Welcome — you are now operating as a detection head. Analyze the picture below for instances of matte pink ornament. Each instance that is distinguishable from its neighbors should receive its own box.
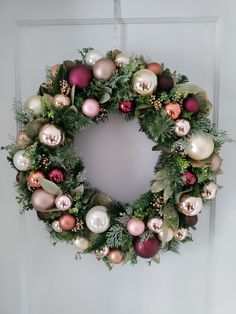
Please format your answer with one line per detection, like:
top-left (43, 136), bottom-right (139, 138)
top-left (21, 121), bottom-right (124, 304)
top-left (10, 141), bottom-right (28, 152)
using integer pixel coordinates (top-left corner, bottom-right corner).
top-left (134, 237), bottom-right (160, 259)
top-left (82, 98), bottom-right (100, 117)
top-left (31, 188), bottom-right (55, 212)
top-left (69, 65), bottom-right (92, 89)
top-left (127, 218), bottom-right (145, 236)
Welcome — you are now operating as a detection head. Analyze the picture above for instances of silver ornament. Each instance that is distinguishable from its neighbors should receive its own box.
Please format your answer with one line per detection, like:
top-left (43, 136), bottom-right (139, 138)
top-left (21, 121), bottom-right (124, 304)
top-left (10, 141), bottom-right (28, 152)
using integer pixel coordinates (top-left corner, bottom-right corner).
top-left (114, 52), bottom-right (130, 67)
top-left (132, 69), bottom-right (157, 95)
top-left (13, 150), bottom-right (31, 171)
top-left (178, 195), bottom-right (203, 216)
top-left (25, 95), bottom-right (42, 116)
top-left (174, 228), bottom-right (188, 241)
top-left (187, 134), bottom-right (214, 160)
top-left (39, 124), bottom-right (62, 147)
top-left (72, 236), bottom-right (90, 252)
top-left (175, 119), bottom-right (191, 137)
top-left (85, 49), bottom-right (103, 66)
top-left (85, 205), bottom-right (110, 233)
top-left (52, 220), bottom-right (63, 233)
top-left (202, 181), bottom-right (218, 200)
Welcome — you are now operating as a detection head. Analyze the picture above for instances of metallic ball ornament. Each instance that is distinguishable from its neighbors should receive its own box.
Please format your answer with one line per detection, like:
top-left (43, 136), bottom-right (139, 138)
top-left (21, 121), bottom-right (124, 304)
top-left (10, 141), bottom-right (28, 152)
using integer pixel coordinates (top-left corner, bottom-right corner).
top-left (184, 96), bottom-right (200, 114)
top-left (39, 124), bottom-right (63, 147)
top-left (69, 64), bottom-right (93, 89)
top-left (93, 58), bottom-right (116, 81)
top-left (31, 188), bottom-right (55, 212)
top-left (52, 94), bottom-right (71, 108)
top-left (118, 100), bottom-right (135, 113)
top-left (127, 218), bottom-right (145, 236)
top-left (132, 69), bottom-right (157, 95)
top-left (55, 195), bottom-right (72, 211)
top-left (85, 206), bottom-right (110, 233)
top-left (13, 150), bottom-right (32, 171)
top-left (178, 194), bottom-right (203, 216)
top-left (48, 167), bottom-right (65, 183)
top-left (59, 214), bottom-right (76, 231)
top-left (158, 228), bottom-right (174, 242)
top-left (134, 237), bottom-right (160, 259)
top-left (210, 153), bottom-right (222, 172)
top-left (187, 134), bottom-right (214, 161)
top-left (146, 62), bottom-right (163, 75)
top-left (72, 236), bottom-right (90, 252)
top-left (81, 98), bottom-right (100, 117)
top-left (95, 246), bottom-right (110, 259)
top-left (202, 181), bottom-right (218, 200)
top-left (28, 171), bottom-right (45, 188)
top-left (174, 228), bottom-right (188, 241)
top-left (164, 102), bottom-right (181, 120)
top-left (182, 171), bottom-right (197, 186)
top-left (16, 131), bottom-right (32, 148)
top-left (25, 95), bottom-right (42, 116)
top-left (147, 218), bottom-right (164, 233)
top-left (85, 49), bottom-right (103, 66)
top-left (108, 249), bottom-right (124, 264)
top-left (158, 75), bottom-right (174, 91)
top-left (175, 119), bottom-right (191, 137)
top-left (52, 220), bottom-right (63, 233)
top-left (114, 52), bottom-right (130, 67)
top-left (181, 214), bottom-right (198, 227)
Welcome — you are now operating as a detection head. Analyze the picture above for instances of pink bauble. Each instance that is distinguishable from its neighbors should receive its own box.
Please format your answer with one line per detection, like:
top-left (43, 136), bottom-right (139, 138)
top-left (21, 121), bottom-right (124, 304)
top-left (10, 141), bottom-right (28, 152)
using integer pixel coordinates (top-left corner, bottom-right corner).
top-left (48, 168), bottom-right (65, 183)
top-left (82, 98), bottom-right (100, 117)
top-left (183, 97), bottom-right (200, 113)
top-left (118, 100), bottom-right (135, 113)
top-left (127, 218), bottom-right (145, 236)
top-left (55, 195), bottom-right (72, 211)
top-left (182, 171), bottom-right (197, 185)
top-left (68, 65), bottom-right (93, 89)
top-left (134, 237), bottom-right (160, 259)
top-left (210, 153), bottom-right (222, 172)
top-left (31, 188), bottom-right (55, 212)
top-left (147, 218), bottom-right (163, 233)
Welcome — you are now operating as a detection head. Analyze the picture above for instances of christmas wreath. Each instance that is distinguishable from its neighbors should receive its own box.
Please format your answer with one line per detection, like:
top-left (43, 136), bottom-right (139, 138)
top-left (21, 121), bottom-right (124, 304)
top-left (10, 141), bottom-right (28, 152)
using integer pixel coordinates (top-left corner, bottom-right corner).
top-left (5, 48), bottom-right (229, 268)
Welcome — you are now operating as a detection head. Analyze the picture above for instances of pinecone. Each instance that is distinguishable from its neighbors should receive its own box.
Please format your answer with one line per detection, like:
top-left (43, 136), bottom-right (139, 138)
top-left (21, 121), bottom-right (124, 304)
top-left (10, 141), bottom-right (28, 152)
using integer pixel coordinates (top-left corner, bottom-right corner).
top-left (95, 108), bottom-right (108, 122)
top-left (38, 154), bottom-right (51, 171)
top-left (151, 197), bottom-right (165, 211)
top-left (60, 80), bottom-right (71, 96)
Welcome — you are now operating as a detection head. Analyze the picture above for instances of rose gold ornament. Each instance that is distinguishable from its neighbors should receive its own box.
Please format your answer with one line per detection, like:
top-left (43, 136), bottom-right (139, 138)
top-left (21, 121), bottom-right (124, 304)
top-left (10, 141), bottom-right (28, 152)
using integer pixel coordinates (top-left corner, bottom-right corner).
top-left (210, 153), bottom-right (222, 172)
top-left (147, 218), bottom-right (164, 233)
top-left (93, 58), bottom-right (116, 81)
top-left (50, 64), bottom-right (60, 78)
top-left (175, 119), bottom-right (191, 137)
top-left (31, 188), bottom-right (55, 212)
top-left (164, 102), bottom-right (181, 120)
top-left (158, 228), bottom-right (174, 242)
top-left (59, 214), bottom-right (76, 231)
top-left (108, 249), bottom-right (124, 264)
top-left (39, 124), bottom-right (62, 147)
top-left (28, 171), bottom-right (45, 188)
top-left (82, 98), bottom-right (100, 117)
top-left (174, 228), bottom-right (188, 241)
top-left (202, 181), bottom-right (218, 200)
top-left (146, 62), bottom-right (163, 75)
top-left (178, 194), bottom-right (203, 216)
top-left (127, 218), bottom-right (145, 236)
top-left (187, 134), bottom-right (214, 161)
top-left (55, 195), bottom-right (72, 211)
top-left (114, 53), bottom-right (130, 67)
top-left (16, 131), bottom-right (32, 148)
top-left (95, 246), bottom-right (110, 259)
top-left (132, 69), bottom-right (157, 95)
top-left (52, 94), bottom-right (71, 108)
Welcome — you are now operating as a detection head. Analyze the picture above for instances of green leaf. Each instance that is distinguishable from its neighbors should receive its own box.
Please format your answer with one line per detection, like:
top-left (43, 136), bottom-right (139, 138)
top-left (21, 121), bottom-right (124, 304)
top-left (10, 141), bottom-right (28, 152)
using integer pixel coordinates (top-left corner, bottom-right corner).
top-left (38, 177), bottom-right (62, 196)
top-left (72, 185), bottom-right (84, 196)
top-left (91, 193), bottom-right (112, 206)
top-left (164, 185), bottom-right (173, 201)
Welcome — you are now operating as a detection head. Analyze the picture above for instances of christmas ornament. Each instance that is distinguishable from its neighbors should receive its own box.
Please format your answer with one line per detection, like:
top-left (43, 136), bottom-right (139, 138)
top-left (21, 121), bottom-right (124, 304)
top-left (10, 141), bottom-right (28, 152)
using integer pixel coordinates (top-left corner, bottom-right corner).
top-left (202, 181), bottom-right (218, 199)
top-left (16, 131), bottom-right (32, 148)
top-left (31, 188), bottom-right (55, 212)
top-left (210, 153), bottom-right (222, 172)
top-left (13, 150), bottom-right (31, 171)
top-left (181, 214), bottom-right (198, 227)
top-left (95, 246), bottom-right (110, 259)
top-left (175, 119), bottom-right (190, 137)
top-left (72, 236), bottom-right (90, 252)
top-left (114, 52), bottom-right (130, 67)
top-left (55, 195), bottom-right (72, 211)
top-left (158, 228), bottom-right (174, 242)
top-left (174, 228), bottom-right (188, 241)
top-left (52, 94), bottom-right (71, 108)
top-left (52, 220), bottom-right (63, 233)
top-left (147, 218), bottom-right (163, 233)
top-left (85, 49), bottom-right (103, 66)
top-left (164, 102), bottom-right (181, 119)
top-left (127, 218), bottom-right (145, 236)
top-left (81, 98), bottom-right (100, 117)
top-left (118, 100), bottom-right (135, 113)
top-left (25, 95), bottom-right (42, 116)
top-left (187, 134), bottom-right (214, 161)
top-left (69, 64), bottom-right (93, 89)
top-left (178, 195), bottom-right (203, 216)
top-left (85, 206), bottom-right (110, 233)
top-left (182, 171), bottom-right (197, 185)
top-left (146, 62), bottom-right (163, 75)
top-left (50, 64), bottom-right (60, 77)
top-left (93, 58), bottom-right (116, 81)
top-left (132, 69), bottom-right (157, 95)
top-left (158, 75), bottom-right (174, 91)
top-left (16, 171), bottom-right (24, 184)
top-left (28, 171), bottom-right (45, 188)
top-left (59, 214), bottom-right (76, 231)
top-left (36, 211), bottom-right (48, 222)
top-left (108, 249), bottom-right (124, 264)
top-left (48, 168), bottom-right (65, 183)
top-left (39, 124), bottom-right (63, 147)
top-left (134, 237), bottom-right (160, 259)
top-left (183, 96), bottom-right (200, 113)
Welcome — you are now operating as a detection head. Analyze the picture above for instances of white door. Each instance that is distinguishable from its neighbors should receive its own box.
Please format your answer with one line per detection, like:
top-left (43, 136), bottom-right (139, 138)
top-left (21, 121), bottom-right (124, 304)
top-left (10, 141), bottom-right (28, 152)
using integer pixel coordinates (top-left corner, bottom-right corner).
top-left (0, 1), bottom-right (235, 314)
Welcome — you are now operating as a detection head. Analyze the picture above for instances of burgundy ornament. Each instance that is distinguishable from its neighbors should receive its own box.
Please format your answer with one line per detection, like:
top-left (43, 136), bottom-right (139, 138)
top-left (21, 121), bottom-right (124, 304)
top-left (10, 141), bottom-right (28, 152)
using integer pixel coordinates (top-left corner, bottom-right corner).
top-left (180, 213), bottom-right (198, 227)
top-left (182, 171), bottom-right (197, 185)
top-left (68, 64), bottom-right (92, 89)
top-left (118, 100), bottom-right (135, 113)
top-left (134, 237), bottom-right (160, 259)
top-left (48, 168), bottom-right (65, 183)
top-left (36, 211), bottom-right (49, 222)
top-left (157, 75), bottom-right (174, 91)
top-left (183, 96), bottom-right (200, 114)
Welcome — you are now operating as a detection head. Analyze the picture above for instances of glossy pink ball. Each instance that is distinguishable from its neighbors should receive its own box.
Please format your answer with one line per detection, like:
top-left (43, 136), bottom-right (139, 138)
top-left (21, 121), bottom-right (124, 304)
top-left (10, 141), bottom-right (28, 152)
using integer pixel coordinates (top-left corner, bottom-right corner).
top-left (82, 98), bottom-right (100, 117)
top-left (68, 65), bottom-right (92, 89)
top-left (134, 237), bottom-right (160, 259)
top-left (127, 218), bottom-right (145, 236)
top-left (182, 171), bottom-right (197, 185)
top-left (183, 97), bottom-right (200, 113)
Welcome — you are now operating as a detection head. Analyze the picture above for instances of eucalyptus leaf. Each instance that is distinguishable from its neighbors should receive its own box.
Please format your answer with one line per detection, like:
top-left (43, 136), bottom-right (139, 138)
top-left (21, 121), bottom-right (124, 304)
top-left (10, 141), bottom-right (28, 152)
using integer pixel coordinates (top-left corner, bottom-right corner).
top-left (164, 185), bottom-right (173, 201)
top-left (151, 180), bottom-right (165, 193)
top-left (69, 105), bottom-right (78, 114)
top-left (71, 85), bottom-right (75, 105)
top-left (72, 185), bottom-right (84, 196)
top-left (100, 92), bottom-right (110, 104)
top-left (152, 254), bottom-right (160, 264)
top-left (91, 193), bottom-right (112, 206)
top-left (38, 177), bottom-right (62, 196)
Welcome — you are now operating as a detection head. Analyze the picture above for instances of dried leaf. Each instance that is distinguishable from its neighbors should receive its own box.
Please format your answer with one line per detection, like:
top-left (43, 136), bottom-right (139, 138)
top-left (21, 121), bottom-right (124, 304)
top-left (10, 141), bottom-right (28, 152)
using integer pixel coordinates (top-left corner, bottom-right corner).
top-left (38, 177), bottom-right (62, 196)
